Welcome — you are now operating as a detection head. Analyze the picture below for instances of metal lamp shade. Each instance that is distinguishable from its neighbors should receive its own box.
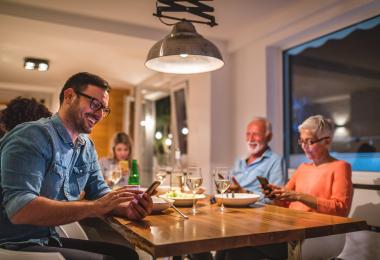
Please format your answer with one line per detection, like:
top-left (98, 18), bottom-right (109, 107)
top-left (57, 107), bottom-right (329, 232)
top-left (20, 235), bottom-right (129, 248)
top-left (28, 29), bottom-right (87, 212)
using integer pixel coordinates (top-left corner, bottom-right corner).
top-left (145, 21), bottom-right (224, 74)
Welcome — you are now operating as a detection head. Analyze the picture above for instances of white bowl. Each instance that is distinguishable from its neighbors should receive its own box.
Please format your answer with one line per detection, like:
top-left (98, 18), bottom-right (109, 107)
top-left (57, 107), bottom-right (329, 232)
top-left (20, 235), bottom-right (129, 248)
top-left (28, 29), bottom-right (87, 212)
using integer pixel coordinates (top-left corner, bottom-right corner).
top-left (151, 196), bottom-right (174, 213)
top-left (159, 193), bottom-right (206, 207)
top-left (215, 193), bottom-right (260, 207)
top-left (156, 185), bottom-right (171, 195)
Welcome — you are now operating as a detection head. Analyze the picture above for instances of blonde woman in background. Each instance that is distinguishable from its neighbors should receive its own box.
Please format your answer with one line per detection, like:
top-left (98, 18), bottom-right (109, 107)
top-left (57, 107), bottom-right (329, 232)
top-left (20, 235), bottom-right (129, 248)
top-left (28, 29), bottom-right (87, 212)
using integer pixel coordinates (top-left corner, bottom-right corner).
top-left (100, 132), bottom-right (133, 187)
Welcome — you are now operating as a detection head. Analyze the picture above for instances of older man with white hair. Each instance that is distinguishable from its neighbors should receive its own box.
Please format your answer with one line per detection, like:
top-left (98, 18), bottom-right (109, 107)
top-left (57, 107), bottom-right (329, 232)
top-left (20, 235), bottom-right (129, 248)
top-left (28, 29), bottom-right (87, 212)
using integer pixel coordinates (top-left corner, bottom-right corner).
top-left (229, 117), bottom-right (286, 202)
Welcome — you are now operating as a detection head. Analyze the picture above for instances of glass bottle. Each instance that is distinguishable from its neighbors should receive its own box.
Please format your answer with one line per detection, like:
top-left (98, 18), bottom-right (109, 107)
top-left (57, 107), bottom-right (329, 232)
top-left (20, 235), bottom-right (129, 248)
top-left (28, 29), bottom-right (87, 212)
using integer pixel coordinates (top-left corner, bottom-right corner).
top-left (171, 149), bottom-right (185, 191)
top-left (128, 159), bottom-right (140, 185)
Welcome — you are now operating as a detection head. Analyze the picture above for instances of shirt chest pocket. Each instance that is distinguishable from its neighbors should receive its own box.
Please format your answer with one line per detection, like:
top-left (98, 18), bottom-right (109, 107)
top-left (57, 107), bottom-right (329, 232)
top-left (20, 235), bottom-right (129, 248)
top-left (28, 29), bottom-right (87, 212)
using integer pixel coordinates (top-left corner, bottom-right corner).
top-left (40, 163), bottom-right (66, 198)
top-left (70, 163), bottom-right (91, 195)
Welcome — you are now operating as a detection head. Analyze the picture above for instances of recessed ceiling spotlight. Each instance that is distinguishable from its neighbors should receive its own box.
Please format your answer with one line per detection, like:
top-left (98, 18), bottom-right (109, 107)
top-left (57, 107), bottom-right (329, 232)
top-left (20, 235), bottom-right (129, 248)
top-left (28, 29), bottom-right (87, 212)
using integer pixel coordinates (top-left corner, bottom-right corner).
top-left (24, 57), bottom-right (49, 71)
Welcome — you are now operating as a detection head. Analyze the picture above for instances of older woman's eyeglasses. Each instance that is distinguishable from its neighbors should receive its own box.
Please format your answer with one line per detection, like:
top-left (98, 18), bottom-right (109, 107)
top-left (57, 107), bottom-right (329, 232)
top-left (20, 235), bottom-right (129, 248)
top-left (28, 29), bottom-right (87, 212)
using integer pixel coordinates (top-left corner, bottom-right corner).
top-left (298, 136), bottom-right (330, 146)
top-left (75, 91), bottom-right (111, 117)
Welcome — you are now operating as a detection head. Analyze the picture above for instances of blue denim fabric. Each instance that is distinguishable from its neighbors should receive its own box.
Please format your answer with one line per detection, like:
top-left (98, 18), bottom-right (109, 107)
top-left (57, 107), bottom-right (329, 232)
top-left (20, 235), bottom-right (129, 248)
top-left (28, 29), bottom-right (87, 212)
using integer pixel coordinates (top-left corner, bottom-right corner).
top-left (0, 114), bottom-right (110, 246)
top-left (233, 148), bottom-right (287, 204)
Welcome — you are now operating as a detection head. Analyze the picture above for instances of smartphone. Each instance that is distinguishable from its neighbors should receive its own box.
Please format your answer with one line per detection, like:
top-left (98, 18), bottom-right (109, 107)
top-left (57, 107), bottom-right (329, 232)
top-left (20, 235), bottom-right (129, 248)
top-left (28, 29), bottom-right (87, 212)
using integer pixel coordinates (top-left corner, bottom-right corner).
top-left (145, 181), bottom-right (161, 196)
top-left (257, 176), bottom-right (275, 199)
top-left (256, 176), bottom-right (271, 191)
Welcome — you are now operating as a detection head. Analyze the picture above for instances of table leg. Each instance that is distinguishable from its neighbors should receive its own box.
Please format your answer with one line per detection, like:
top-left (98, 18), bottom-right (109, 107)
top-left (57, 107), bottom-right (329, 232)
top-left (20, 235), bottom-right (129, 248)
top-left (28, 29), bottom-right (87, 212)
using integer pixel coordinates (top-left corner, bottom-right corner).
top-left (288, 240), bottom-right (302, 260)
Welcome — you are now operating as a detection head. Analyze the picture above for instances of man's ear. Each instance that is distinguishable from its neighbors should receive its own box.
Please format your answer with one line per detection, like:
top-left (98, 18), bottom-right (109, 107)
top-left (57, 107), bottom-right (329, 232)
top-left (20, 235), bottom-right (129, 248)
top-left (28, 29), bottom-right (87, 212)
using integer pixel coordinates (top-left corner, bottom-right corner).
top-left (266, 132), bottom-right (273, 143)
top-left (63, 88), bottom-right (75, 104)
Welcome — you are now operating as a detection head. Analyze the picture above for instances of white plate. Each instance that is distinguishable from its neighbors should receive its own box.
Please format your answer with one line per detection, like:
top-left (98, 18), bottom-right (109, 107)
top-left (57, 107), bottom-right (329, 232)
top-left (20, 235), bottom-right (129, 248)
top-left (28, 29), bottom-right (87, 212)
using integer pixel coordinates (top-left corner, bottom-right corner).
top-left (152, 196), bottom-right (174, 213)
top-left (159, 193), bottom-right (206, 207)
top-left (215, 193), bottom-right (260, 207)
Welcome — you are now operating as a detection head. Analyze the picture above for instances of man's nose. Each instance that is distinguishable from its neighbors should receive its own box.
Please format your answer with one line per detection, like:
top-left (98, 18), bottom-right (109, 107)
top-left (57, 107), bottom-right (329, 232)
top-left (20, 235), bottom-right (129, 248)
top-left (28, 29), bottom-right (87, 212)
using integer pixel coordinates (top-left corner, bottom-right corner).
top-left (247, 133), bottom-right (255, 141)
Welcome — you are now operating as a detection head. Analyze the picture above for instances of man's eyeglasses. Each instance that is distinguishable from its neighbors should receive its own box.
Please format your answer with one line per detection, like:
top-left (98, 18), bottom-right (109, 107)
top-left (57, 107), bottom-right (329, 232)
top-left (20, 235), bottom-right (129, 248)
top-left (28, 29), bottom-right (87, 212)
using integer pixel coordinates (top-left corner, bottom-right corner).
top-left (75, 91), bottom-right (111, 117)
top-left (298, 136), bottom-right (330, 146)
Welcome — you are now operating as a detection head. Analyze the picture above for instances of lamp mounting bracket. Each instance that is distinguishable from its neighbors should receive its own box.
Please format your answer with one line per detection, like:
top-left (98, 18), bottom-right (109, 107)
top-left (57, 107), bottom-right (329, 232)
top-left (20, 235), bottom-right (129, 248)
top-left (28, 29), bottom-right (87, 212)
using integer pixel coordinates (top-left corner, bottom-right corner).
top-left (153, 0), bottom-right (217, 27)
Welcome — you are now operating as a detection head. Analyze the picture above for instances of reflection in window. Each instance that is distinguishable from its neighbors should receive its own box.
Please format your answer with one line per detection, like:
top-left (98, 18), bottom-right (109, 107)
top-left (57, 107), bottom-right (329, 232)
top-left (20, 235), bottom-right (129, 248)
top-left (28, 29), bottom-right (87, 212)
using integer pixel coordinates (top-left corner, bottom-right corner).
top-left (284, 15), bottom-right (380, 171)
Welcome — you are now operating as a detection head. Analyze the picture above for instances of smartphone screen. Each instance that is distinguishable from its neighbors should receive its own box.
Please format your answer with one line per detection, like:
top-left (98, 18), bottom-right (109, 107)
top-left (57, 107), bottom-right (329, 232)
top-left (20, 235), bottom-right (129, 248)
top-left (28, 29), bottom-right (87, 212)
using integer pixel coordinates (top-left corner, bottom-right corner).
top-left (145, 181), bottom-right (161, 195)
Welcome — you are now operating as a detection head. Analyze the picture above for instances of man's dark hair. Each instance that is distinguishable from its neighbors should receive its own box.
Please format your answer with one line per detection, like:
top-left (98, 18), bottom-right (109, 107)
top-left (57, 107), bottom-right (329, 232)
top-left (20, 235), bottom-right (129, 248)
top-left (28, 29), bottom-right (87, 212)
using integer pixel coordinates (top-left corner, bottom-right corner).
top-left (1, 97), bottom-right (52, 132)
top-left (59, 72), bottom-right (111, 105)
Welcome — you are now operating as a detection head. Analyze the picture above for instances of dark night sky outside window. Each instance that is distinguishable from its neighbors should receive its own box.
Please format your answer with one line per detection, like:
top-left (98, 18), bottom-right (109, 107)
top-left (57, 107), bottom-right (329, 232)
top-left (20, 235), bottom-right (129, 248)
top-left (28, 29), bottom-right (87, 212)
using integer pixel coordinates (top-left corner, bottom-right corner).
top-left (283, 15), bottom-right (380, 172)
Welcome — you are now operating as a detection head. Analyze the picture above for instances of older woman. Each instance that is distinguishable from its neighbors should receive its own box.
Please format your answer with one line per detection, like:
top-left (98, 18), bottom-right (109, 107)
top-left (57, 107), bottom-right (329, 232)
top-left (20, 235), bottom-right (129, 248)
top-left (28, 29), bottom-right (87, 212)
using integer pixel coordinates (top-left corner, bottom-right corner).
top-left (267, 115), bottom-right (353, 217)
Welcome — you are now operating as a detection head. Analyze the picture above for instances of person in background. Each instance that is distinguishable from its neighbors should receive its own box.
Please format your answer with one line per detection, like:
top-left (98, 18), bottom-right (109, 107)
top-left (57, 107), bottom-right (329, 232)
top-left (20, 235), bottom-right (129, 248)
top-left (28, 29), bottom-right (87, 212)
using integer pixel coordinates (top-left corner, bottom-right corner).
top-left (0, 96), bottom-right (52, 138)
top-left (0, 72), bottom-right (152, 260)
top-left (268, 115), bottom-right (353, 217)
top-left (100, 132), bottom-right (133, 187)
top-left (191, 117), bottom-right (287, 260)
top-left (229, 117), bottom-right (286, 202)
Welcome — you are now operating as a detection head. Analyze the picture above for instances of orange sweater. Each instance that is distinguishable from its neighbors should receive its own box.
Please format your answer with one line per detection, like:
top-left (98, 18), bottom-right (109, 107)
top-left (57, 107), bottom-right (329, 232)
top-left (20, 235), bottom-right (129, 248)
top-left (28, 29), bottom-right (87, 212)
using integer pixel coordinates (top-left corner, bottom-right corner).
top-left (284, 160), bottom-right (353, 217)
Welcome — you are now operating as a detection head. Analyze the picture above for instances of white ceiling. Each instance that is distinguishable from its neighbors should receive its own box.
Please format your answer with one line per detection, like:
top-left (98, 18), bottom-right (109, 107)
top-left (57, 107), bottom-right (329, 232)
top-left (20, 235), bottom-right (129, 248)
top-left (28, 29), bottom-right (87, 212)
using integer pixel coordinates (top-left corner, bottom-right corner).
top-left (0, 0), bottom-right (331, 88)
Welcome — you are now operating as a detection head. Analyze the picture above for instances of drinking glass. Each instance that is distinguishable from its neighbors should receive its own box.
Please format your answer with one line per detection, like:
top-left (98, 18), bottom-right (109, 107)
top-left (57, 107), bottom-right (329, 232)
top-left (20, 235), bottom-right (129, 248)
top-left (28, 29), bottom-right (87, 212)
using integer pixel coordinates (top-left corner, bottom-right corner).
top-left (186, 166), bottom-right (203, 215)
top-left (155, 167), bottom-right (167, 184)
top-left (214, 167), bottom-right (232, 213)
top-left (105, 164), bottom-right (122, 188)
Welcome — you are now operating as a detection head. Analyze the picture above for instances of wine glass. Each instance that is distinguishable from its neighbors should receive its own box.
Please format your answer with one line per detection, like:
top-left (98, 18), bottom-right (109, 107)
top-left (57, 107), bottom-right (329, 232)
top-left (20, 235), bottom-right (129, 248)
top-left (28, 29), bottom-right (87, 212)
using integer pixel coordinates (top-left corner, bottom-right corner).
top-left (214, 167), bottom-right (232, 213)
top-left (105, 163), bottom-right (122, 189)
top-left (155, 167), bottom-right (167, 184)
top-left (186, 166), bottom-right (203, 215)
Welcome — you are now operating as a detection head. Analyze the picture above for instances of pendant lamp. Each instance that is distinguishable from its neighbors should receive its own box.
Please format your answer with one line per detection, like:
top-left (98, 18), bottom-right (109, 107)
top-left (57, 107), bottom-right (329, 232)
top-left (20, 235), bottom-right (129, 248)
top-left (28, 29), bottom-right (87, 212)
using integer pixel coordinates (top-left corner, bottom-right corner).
top-left (145, 20), bottom-right (224, 74)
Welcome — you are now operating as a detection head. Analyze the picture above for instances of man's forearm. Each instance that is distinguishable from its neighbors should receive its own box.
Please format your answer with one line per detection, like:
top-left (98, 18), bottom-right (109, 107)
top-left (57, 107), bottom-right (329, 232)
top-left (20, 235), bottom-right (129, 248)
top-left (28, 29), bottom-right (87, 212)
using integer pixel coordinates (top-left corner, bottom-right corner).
top-left (11, 196), bottom-right (96, 226)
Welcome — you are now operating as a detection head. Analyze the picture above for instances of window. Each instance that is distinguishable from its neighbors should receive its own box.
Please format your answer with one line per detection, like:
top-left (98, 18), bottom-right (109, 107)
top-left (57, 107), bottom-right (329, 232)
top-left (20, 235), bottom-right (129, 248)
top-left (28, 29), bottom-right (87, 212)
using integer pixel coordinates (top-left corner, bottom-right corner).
top-left (284, 15), bottom-right (380, 171)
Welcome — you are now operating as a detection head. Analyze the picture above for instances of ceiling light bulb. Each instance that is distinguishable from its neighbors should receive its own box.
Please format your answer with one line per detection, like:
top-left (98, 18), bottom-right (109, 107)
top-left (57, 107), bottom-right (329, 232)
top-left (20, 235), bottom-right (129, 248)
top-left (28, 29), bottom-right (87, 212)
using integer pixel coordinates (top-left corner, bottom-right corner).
top-left (180, 53), bottom-right (189, 58)
top-left (38, 63), bottom-right (49, 71)
top-left (25, 61), bottom-right (35, 70)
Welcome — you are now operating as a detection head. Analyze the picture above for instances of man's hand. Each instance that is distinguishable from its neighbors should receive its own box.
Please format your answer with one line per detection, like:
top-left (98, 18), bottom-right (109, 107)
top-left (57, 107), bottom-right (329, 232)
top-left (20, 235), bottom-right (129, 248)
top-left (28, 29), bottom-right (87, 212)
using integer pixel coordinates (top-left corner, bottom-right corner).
top-left (93, 186), bottom-right (139, 217)
top-left (227, 176), bottom-right (246, 193)
top-left (114, 192), bottom-right (153, 220)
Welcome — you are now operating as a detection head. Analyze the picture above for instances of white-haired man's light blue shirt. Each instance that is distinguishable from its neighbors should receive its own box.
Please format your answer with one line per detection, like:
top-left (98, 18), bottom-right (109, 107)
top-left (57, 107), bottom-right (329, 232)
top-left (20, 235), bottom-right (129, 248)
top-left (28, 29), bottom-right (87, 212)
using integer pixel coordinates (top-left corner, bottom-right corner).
top-left (233, 148), bottom-right (286, 204)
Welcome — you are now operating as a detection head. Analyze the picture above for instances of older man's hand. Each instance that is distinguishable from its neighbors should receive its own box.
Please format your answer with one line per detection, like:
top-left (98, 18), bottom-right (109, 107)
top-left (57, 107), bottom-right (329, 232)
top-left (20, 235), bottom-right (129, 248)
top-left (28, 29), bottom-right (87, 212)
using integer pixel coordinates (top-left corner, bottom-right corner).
top-left (227, 176), bottom-right (246, 193)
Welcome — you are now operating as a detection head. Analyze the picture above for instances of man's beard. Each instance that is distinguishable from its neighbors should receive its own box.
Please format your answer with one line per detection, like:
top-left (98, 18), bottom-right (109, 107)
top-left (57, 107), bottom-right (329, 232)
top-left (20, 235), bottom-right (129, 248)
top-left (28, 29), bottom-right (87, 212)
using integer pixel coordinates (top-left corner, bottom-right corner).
top-left (67, 102), bottom-right (92, 134)
top-left (247, 141), bottom-right (265, 156)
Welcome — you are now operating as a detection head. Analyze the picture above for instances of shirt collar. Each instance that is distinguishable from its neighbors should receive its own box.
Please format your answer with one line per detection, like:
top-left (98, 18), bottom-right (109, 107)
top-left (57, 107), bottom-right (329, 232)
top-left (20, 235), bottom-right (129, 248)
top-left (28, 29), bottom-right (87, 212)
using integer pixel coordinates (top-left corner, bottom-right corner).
top-left (51, 114), bottom-right (85, 147)
top-left (246, 147), bottom-right (272, 166)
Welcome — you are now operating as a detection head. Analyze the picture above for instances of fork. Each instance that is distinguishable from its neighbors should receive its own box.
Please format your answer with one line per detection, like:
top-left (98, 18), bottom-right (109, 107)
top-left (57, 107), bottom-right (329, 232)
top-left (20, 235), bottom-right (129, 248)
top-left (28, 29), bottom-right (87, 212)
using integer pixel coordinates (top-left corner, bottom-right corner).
top-left (161, 197), bottom-right (189, 219)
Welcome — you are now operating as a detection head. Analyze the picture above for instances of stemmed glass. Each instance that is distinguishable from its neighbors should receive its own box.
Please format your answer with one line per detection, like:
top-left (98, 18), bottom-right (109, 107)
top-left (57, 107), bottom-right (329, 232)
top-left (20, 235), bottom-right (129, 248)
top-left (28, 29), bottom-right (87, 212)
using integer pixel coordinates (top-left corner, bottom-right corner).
top-left (105, 164), bottom-right (122, 189)
top-left (155, 167), bottom-right (167, 184)
top-left (186, 166), bottom-right (203, 215)
top-left (214, 167), bottom-right (232, 213)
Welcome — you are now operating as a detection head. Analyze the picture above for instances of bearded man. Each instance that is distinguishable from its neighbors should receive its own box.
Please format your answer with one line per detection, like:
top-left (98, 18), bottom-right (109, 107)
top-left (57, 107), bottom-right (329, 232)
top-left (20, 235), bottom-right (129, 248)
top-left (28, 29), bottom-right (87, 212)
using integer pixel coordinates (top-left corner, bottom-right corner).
top-left (229, 117), bottom-right (286, 203)
top-left (0, 72), bottom-right (152, 259)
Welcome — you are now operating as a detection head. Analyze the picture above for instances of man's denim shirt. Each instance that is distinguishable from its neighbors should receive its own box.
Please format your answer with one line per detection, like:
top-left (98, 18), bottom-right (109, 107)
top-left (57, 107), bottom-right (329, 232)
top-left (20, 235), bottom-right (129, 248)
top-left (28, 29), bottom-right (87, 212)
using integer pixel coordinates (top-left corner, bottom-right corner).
top-left (0, 114), bottom-right (110, 247)
top-left (233, 148), bottom-right (287, 204)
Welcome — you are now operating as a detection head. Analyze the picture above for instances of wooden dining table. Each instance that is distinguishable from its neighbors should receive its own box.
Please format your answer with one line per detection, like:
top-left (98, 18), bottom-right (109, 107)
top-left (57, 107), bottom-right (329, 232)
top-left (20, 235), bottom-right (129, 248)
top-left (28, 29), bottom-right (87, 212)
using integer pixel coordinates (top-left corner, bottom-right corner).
top-left (106, 198), bottom-right (367, 259)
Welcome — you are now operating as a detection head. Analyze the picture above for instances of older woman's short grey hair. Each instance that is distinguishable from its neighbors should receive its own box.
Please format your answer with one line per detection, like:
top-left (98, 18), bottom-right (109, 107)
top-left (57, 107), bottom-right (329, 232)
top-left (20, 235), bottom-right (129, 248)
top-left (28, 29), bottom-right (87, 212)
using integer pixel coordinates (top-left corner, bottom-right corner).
top-left (298, 115), bottom-right (334, 139)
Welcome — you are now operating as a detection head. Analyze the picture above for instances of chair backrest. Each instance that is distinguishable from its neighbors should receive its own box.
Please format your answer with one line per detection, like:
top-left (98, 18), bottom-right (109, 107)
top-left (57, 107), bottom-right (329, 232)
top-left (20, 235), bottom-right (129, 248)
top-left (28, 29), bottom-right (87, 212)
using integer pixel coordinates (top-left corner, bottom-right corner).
top-left (337, 185), bottom-right (380, 260)
top-left (0, 248), bottom-right (65, 260)
top-left (58, 221), bottom-right (89, 240)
